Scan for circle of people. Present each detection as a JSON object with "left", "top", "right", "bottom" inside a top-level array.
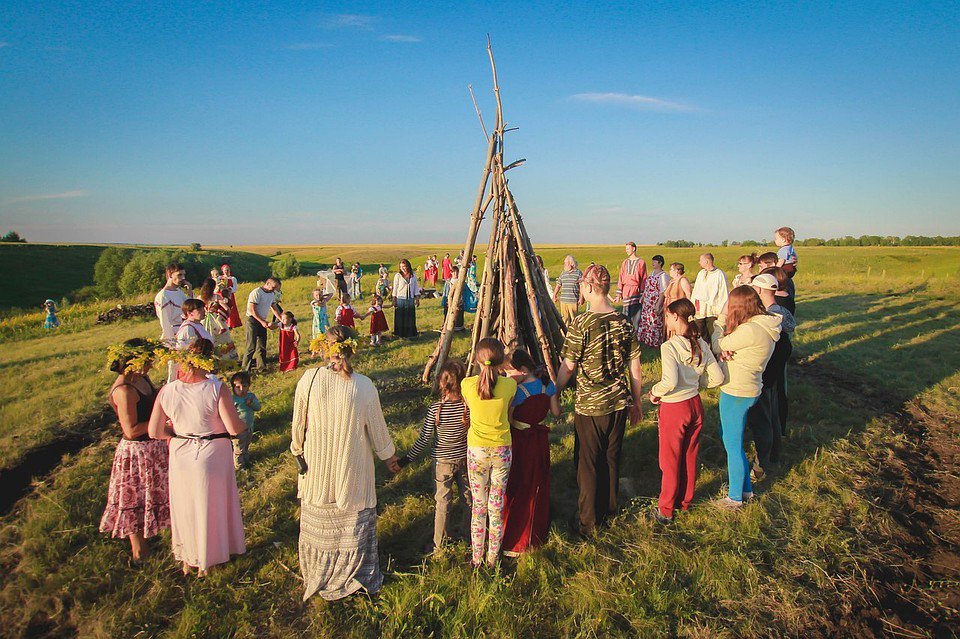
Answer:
[{"left": 100, "top": 228, "right": 799, "bottom": 600}]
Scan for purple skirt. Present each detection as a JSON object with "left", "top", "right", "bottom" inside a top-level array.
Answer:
[{"left": 99, "top": 439, "right": 171, "bottom": 539}]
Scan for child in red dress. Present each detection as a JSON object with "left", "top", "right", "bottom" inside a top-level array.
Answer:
[
  {"left": 335, "top": 294, "right": 357, "bottom": 329},
  {"left": 278, "top": 311, "right": 300, "bottom": 372},
  {"left": 363, "top": 294, "right": 389, "bottom": 346}
]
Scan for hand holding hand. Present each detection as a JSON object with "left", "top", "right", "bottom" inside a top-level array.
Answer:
[{"left": 385, "top": 455, "right": 401, "bottom": 474}]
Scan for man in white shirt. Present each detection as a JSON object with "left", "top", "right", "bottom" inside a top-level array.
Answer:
[
  {"left": 690, "top": 253, "right": 729, "bottom": 341},
  {"left": 242, "top": 277, "right": 282, "bottom": 372},
  {"left": 155, "top": 263, "right": 189, "bottom": 347}
]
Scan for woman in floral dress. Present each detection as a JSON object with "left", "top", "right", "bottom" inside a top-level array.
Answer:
[{"left": 637, "top": 254, "right": 669, "bottom": 348}]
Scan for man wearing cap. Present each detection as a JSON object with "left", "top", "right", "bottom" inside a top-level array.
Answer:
[
  {"left": 557, "top": 264, "right": 644, "bottom": 538},
  {"left": 690, "top": 253, "right": 729, "bottom": 341},
  {"left": 745, "top": 272, "right": 793, "bottom": 478}
]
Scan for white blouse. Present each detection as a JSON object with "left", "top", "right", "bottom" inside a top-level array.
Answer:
[{"left": 392, "top": 272, "right": 420, "bottom": 299}]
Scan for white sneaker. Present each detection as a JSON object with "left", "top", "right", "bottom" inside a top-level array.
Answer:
[{"left": 715, "top": 496, "right": 744, "bottom": 510}]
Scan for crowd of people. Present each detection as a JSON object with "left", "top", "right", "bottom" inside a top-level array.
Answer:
[{"left": 99, "top": 227, "right": 801, "bottom": 601}]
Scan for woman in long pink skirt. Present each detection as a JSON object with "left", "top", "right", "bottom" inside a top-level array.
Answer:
[{"left": 148, "top": 339, "right": 247, "bottom": 576}]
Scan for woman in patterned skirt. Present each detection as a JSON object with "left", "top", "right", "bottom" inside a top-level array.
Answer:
[
  {"left": 637, "top": 255, "right": 670, "bottom": 348},
  {"left": 100, "top": 339, "right": 171, "bottom": 562},
  {"left": 291, "top": 326, "right": 400, "bottom": 600}
]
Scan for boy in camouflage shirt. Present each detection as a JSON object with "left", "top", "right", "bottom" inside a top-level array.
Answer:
[{"left": 558, "top": 264, "right": 643, "bottom": 537}]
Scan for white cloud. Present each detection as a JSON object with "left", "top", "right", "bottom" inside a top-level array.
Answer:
[
  {"left": 569, "top": 92, "right": 699, "bottom": 112},
  {"left": 380, "top": 34, "right": 422, "bottom": 43},
  {"left": 285, "top": 42, "right": 333, "bottom": 50},
  {"left": 325, "top": 14, "right": 377, "bottom": 29},
  {"left": 2, "top": 189, "right": 89, "bottom": 205}
]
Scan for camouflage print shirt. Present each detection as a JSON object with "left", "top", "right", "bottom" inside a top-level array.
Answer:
[{"left": 560, "top": 311, "right": 642, "bottom": 416}]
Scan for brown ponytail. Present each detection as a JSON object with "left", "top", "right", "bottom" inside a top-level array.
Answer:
[
  {"left": 666, "top": 298, "right": 702, "bottom": 366},
  {"left": 436, "top": 359, "right": 468, "bottom": 430},
  {"left": 474, "top": 338, "right": 506, "bottom": 400}
]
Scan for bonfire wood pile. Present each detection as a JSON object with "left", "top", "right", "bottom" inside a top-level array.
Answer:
[
  {"left": 423, "top": 39, "right": 564, "bottom": 383},
  {"left": 96, "top": 303, "right": 155, "bottom": 324}
]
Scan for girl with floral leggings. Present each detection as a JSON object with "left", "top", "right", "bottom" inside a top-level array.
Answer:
[{"left": 461, "top": 338, "right": 517, "bottom": 568}]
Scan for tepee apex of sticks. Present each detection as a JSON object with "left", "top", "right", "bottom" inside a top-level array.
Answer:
[{"left": 423, "top": 37, "right": 565, "bottom": 384}]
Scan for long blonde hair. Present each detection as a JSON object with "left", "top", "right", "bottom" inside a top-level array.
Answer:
[{"left": 474, "top": 338, "right": 506, "bottom": 400}]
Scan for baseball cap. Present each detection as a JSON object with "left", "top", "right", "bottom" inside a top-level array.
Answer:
[{"left": 751, "top": 274, "right": 779, "bottom": 291}]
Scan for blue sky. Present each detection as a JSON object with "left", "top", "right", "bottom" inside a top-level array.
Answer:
[{"left": 1, "top": 1, "right": 958, "bottom": 245}]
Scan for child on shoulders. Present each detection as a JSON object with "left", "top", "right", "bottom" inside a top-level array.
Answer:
[{"left": 774, "top": 226, "right": 798, "bottom": 278}]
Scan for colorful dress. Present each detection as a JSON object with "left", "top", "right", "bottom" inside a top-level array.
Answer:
[
  {"left": 100, "top": 378, "right": 171, "bottom": 540},
  {"left": 279, "top": 325, "right": 300, "bottom": 372},
  {"left": 441, "top": 257, "right": 453, "bottom": 281},
  {"left": 424, "top": 259, "right": 438, "bottom": 287},
  {"left": 311, "top": 300, "right": 330, "bottom": 339},
  {"left": 335, "top": 304, "right": 356, "bottom": 329},
  {"left": 637, "top": 270, "right": 668, "bottom": 348},
  {"left": 502, "top": 379, "right": 555, "bottom": 555},
  {"left": 203, "top": 296, "right": 238, "bottom": 361},
  {"left": 223, "top": 276, "right": 243, "bottom": 329},
  {"left": 367, "top": 304, "right": 388, "bottom": 335},
  {"left": 43, "top": 302, "right": 60, "bottom": 329}
]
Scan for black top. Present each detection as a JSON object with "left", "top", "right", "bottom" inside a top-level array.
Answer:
[{"left": 110, "top": 378, "right": 157, "bottom": 441}]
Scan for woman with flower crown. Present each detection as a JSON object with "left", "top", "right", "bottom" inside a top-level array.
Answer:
[
  {"left": 291, "top": 326, "right": 401, "bottom": 601},
  {"left": 100, "top": 338, "right": 171, "bottom": 562},
  {"left": 148, "top": 339, "right": 247, "bottom": 577}
]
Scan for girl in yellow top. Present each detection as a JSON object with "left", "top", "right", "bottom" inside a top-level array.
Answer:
[{"left": 461, "top": 338, "right": 517, "bottom": 568}]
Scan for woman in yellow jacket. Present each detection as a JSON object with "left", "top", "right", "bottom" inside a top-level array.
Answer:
[{"left": 712, "top": 286, "right": 782, "bottom": 509}]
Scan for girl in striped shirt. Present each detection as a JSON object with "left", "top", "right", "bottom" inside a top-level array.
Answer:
[{"left": 398, "top": 360, "right": 471, "bottom": 551}]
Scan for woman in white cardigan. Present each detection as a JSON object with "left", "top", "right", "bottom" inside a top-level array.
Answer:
[
  {"left": 290, "top": 326, "right": 401, "bottom": 601},
  {"left": 392, "top": 258, "right": 420, "bottom": 338}
]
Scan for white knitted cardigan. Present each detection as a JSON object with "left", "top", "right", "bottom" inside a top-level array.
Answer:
[{"left": 290, "top": 366, "right": 396, "bottom": 511}]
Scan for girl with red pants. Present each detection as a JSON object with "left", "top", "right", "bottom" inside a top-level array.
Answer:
[{"left": 649, "top": 298, "right": 725, "bottom": 524}]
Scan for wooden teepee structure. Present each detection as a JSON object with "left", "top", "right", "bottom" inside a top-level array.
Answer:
[{"left": 423, "top": 38, "right": 566, "bottom": 383}]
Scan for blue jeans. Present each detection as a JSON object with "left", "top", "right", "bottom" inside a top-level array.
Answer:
[{"left": 719, "top": 392, "right": 758, "bottom": 501}]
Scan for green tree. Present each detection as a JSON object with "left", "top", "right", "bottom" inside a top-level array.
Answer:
[
  {"left": 271, "top": 254, "right": 301, "bottom": 279},
  {"left": 93, "top": 247, "right": 134, "bottom": 297}
]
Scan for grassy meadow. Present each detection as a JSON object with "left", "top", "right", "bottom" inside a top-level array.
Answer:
[{"left": 0, "top": 245, "right": 958, "bottom": 637}]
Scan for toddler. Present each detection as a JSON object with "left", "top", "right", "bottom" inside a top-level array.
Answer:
[
  {"left": 43, "top": 299, "right": 60, "bottom": 329},
  {"left": 231, "top": 371, "right": 262, "bottom": 469},
  {"left": 310, "top": 287, "right": 331, "bottom": 339},
  {"left": 278, "top": 310, "right": 300, "bottom": 372},
  {"left": 335, "top": 293, "right": 357, "bottom": 329},
  {"left": 364, "top": 294, "right": 389, "bottom": 346},
  {"left": 774, "top": 226, "right": 798, "bottom": 278}
]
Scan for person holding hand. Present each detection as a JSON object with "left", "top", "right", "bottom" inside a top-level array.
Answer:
[
  {"left": 242, "top": 277, "right": 282, "bottom": 372},
  {"left": 557, "top": 264, "right": 643, "bottom": 538}
]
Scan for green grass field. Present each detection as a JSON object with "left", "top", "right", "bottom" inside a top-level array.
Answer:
[{"left": 0, "top": 245, "right": 957, "bottom": 637}]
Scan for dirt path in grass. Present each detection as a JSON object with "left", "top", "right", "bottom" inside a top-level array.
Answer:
[
  {"left": 0, "top": 407, "right": 113, "bottom": 516},
  {"left": 798, "top": 359, "right": 960, "bottom": 638}
]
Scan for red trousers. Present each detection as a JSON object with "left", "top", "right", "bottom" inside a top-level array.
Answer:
[{"left": 657, "top": 396, "right": 704, "bottom": 519}]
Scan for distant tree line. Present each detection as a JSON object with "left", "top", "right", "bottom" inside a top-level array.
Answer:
[
  {"left": 1, "top": 230, "right": 27, "bottom": 243},
  {"left": 659, "top": 235, "right": 960, "bottom": 248},
  {"left": 75, "top": 247, "right": 275, "bottom": 301}
]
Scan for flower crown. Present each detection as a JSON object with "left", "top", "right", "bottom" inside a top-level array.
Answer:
[
  {"left": 310, "top": 334, "right": 359, "bottom": 358},
  {"left": 154, "top": 347, "right": 217, "bottom": 372},
  {"left": 106, "top": 339, "right": 165, "bottom": 374}
]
